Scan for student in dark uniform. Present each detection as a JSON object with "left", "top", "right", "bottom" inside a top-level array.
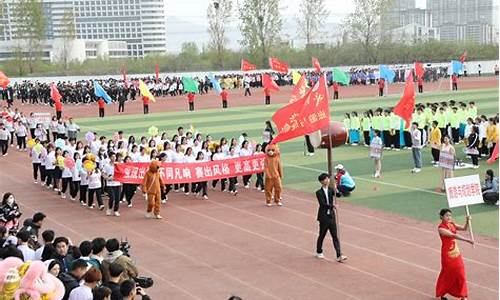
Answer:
[{"left": 314, "top": 173, "right": 347, "bottom": 262}]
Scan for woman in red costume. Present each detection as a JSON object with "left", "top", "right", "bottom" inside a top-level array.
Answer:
[{"left": 435, "top": 208, "right": 473, "bottom": 300}]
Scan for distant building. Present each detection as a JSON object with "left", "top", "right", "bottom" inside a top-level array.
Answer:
[
  {"left": 0, "top": 0, "right": 167, "bottom": 60},
  {"left": 427, "top": 0, "right": 496, "bottom": 44}
]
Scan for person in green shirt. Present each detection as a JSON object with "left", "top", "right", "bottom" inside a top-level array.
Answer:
[
  {"left": 468, "top": 101, "right": 477, "bottom": 120},
  {"left": 436, "top": 107, "right": 447, "bottom": 139},
  {"left": 361, "top": 111, "right": 372, "bottom": 146},
  {"left": 458, "top": 102, "right": 468, "bottom": 139},
  {"left": 350, "top": 112, "right": 361, "bottom": 145},
  {"left": 449, "top": 107, "right": 460, "bottom": 143},
  {"left": 343, "top": 113, "right": 351, "bottom": 144}
]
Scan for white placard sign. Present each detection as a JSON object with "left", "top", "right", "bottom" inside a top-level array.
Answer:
[
  {"left": 32, "top": 113, "right": 51, "bottom": 126},
  {"left": 444, "top": 174, "right": 484, "bottom": 208}
]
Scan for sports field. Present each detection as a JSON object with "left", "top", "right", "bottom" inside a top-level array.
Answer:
[{"left": 76, "top": 87, "right": 499, "bottom": 238}]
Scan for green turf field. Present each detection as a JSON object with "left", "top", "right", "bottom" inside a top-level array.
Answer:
[{"left": 76, "top": 88, "right": 499, "bottom": 238}]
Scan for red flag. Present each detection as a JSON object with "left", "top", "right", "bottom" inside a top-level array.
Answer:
[
  {"left": 155, "top": 64, "right": 159, "bottom": 81},
  {"left": 0, "top": 71, "right": 10, "bottom": 89},
  {"left": 241, "top": 59, "right": 256, "bottom": 71},
  {"left": 271, "top": 76, "right": 330, "bottom": 144},
  {"left": 290, "top": 74, "right": 308, "bottom": 103},
  {"left": 487, "top": 142, "right": 499, "bottom": 164},
  {"left": 269, "top": 57, "right": 289, "bottom": 73},
  {"left": 50, "top": 83, "right": 62, "bottom": 103},
  {"left": 312, "top": 57, "right": 321, "bottom": 72},
  {"left": 393, "top": 72, "right": 416, "bottom": 129},
  {"left": 414, "top": 61, "right": 424, "bottom": 78},
  {"left": 121, "top": 66, "right": 128, "bottom": 88},
  {"left": 459, "top": 51, "right": 467, "bottom": 63},
  {"left": 262, "top": 74, "right": 280, "bottom": 92}
]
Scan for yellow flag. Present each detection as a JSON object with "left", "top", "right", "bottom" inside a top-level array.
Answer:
[
  {"left": 292, "top": 71, "right": 302, "bottom": 85},
  {"left": 139, "top": 79, "right": 156, "bottom": 102}
]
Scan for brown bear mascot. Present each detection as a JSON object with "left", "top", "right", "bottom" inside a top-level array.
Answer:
[
  {"left": 141, "top": 160, "right": 165, "bottom": 219},
  {"left": 264, "top": 144, "right": 283, "bottom": 206}
]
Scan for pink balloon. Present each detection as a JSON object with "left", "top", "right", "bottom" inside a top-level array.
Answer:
[{"left": 64, "top": 157, "right": 75, "bottom": 169}]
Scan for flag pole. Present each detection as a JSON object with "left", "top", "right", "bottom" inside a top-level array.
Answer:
[
  {"left": 327, "top": 124, "right": 341, "bottom": 242},
  {"left": 465, "top": 205, "right": 475, "bottom": 248}
]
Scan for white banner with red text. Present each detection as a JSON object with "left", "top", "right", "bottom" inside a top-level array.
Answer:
[{"left": 114, "top": 153, "right": 265, "bottom": 184}]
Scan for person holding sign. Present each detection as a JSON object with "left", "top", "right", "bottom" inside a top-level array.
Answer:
[
  {"left": 435, "top": 208, "right": 472, "bottom": 300},
  {"left": 439, "top": 136, "right": 455, "bottom": 192},
  {"left": 370, "top": 130, "right": 383, "bottom": 178}
]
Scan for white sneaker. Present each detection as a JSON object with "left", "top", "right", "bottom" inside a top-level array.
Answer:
[
  {"left": 261, "top": 189, "right": 265, "bottom": 193},
  {"left": 473, "top": 165, "right": 479, "bottom": 169},
  {"left": 155, "top": 215, "right": 163, "bottom": 219},
  {"left": 315, "top": 253, "right": 325, "bottom": 259},
  {"left": 53, "top": 188, "right": 59, "bottom": 192},
  {"left": 336, "top": 255, "right": 348, "bottom": 262},
  {"left": 244, "top": 185, "right": 249, "bottom": 189},
  {"left": 496, "top": 201, "right": 499, "bottom": 206},
  {"left": 185, "top": 192, "right": 190, "bottom": 195},
  {"left": 161, "top": 200, "right": 166, "bottom": 204},
  {"left": 61, "top": 194, "right": 66, "bottom": 199},
  {"left": 277, "top": 202, "right": 283, "bottom": 206},
  {"left": 146, "top": 212, "right": 152, "bottom": 218},
  {"left": 203, "top": 195, "right": 208, "bottom": 200},
  {"left": 414, "top": 168, "right": 421, "bottom": 173},
  {"left": 114, "top": 211, "right": 120, "bottom": 217},
  {"left": 106, "top": 209, "right": 112, "bottom": 216},
  {"left": 165, "top": 195, "right": 168, "bottom": 201},
  {"left": 127, "top": 204, "right": 133, "bottom": 208},
  {"left": 34, "top": 180, "right": 38, "bottom": 184},
  {"left": 266, "top": 203, "right": 272, "bottom": 207}
]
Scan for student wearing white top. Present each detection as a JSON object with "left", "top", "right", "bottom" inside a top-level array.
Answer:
[
  {"left": 239, "top": 140, "right": 253, "bottom": 188},
  {"left": 15, "top": 121, "right": 28, "bottom": 151},
  {"left": 67, "top": 118, "right": 80, "bottom": 140},
  {"left": 129, "top": 145, "right": 140, "bottom": 162},
  {"left": 211, "top": 145, "right": 227, "bottom": 191},
  {"left": 254, "top": 144, "right": 265, "bottom": 191},
  {"left": 87, "top": 167, "right": 104, "bottom": 209},
  {"left": 370, "top": 130, "right": 383, "bottom": 178},
  {"left": 44, "top": 145, "right": 56, "bottom": 189},
  {"left": 172, "top": 144, "right": 184, "bottom": 192},
  {"left": 227, "top": 146, "right": 239, "bottom": 195},
  {"left": 194, "top": 152, "right": 209, "bottom": 199},
  {"left": 28, "top": 113, "right": 37, "bottom": 138},
  {"left": 60, "top": 151, "right": 73, "bottom": 199},
  {"left": 0, "top": 123, "right": 8, "bottom": 156},
  {"left": 17, "top": 231, "right": 36, "bottom": 262},
  {"left": 183, "top": 147, "right": 196, "bottom": 195},
  {"left": 68, "top": 267, "right": 102, "bottom": 300},
  {"left": 56, "top": 120, "right": 66, "bottom": 139},
  {"left": 138, "top": 147, "right": 150, "bottom": 163},
  {"left": 30, "top": 140, "right": 42, "bottom": 183},
  {"left": 103, "top": 152, "right": 121, "bottom": 217},
  {"left": 79, "top": 158, "right": 89, "bottom": 206},
  {"left": 158, "top": 153, "right": 171, "bottom": 203},
  {"left": 39, "top": 146, "right": 47, "bottom": 186},
  {"left": 120, "top": 156, "right": 138, "bottom": 207},
  {"left": 49, "top": 117, "right": 58, "bottom": 142},
  {"left": 70, "top": 153, "right": 81, "bottom": 201}
]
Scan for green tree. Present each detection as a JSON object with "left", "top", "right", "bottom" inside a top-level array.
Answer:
[
  {"left": 12, "top": 0, "right": 46, "bottom": 73},
  {"left": 238, "top": 0, "right": 282, "bottom": 66},
  {"left": 344, "top": 0, "right": 391, "bottom": 63},
  {"left": 296, "top": 0, "right": 329, "bottom": 47},
  {"left": 207, "top": 0, "right": 233, "bottom": 69},
  {"left": 59, "top": 8, "right": 76, "bottom": 70}
]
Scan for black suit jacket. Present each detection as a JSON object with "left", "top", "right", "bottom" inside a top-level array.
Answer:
[{"left": 316, "top": 187, "right": 336, "bottom": 223}]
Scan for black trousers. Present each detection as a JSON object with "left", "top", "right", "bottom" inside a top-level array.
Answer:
[
  {"left": 403, "top": 131, "right": 412, "bottom": 147},
  {"left": 161, "top": 184, "right": 171, "bottom": 200},
  {"left": 143, "top": 104, "right": 149, "bottom": 114},
  {"left": 195, "top": 181, "right": 207, "bottom": 196},
  {"left": 316, "top": 217, "right": 342, "bottom": 258},
  {"left": 483, "top": 192, "right": 499, "bottom": 205},
  {"left": 470, "top": 154, "right": 479, "bottom": 166},
  {"left": 242, "top": 175, "right": 251, "bottom": 187},
  {"left": 32, "top": 163, "right": 41, "bottom": 180},
  {"left": 222, "top": 100, "right": 227, "bottom": 108},
  {"left": 379, "top": 88, "right": 384, "bottom": 97},
  {"left": 189, "top": 102, "right": 194, "bottom": 111},
  {"left": 0, "top": 140, "right": 8, "bottom": 154},
  {"left": 56, "top": 111, "right": 62, "bottom": 120},
  {"left": 121, "top": 183, "right": 137, "bottom": 204},
  {"left": 382, "top": 131, "right": 391, "bottom": 147},
  {"left": 99, "top": 108, "right": 105, "bottom": 118},
  {"left": 79, "top": 185, "right": 88, "bottom": 203},
  {"left": 418, "top": 85, "right": 423, "bottom": 93},
  {"left": 118, "top": 102, "right": 125, "bottom": 112},
  {"left": 333, "top": 91, "right": 338, "bottom": 99},
  {"left": 184, "top": 183, "right": 196, "bottom": 193},
  {"left": 211, "top": 179, "right": 227, "bottom": 191},
  {"left": 16, "top": 136, "right": 26, "bottom": 149},
  {"left": 431, "top": 148, "right": 440, "bottom": 162},
  {"left": 363, "top": 131, "right": 370, "bottom": 145},
  {"left": 228, "top": 177, "right": 237, "bottom": 192},
  {"left": 394, "top": 130, "right": 400, "bottom": 148},
  {"left": 244, "top": 88, "right": 251, "bottom": 96},
  {"left": 452, "top": 83, "right": 458, "bottom": 90},
  {"left": 45, "top": 169, "right": 54, "bottom": 187},
  {"left": 265, "top": 96, "right": 271, "bottom": 105},
  {"left": 30, "top": 128, "right": 36, "bottom": 138},
  {"left": 107, "top": 186, "right": 121, "bottom": 211},
  {"left": 61, "top": 177, "right": 72, "bottom": 193},
  {"left": 451, "top": 128, "right": 459, "bottom": 143},
  {"left": 255, "top": 173, "right": 264, "bottom": 190},
  {"left": 88, "top": 188, "right": 103, "bottom": 207},
  {"left": 70, "top": 181, "right": 80, "bottom": 198},
  {"left": 40, "top": 165, "right": 46, "bottom": 183},
  {"left": 305, "top": 135, "right": 315, "bottom": 153}
]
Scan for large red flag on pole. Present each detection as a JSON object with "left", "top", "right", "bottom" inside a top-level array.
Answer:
[
  {"left": 50, "top": 83, "right": 62, "bottom": 103},
  {"left": 269, "top": 57, "right": 289, "bottom": 73},
  {"left": 241, "top": 59, "right": 256, "bottom": 71},
  {"left": 414, "top": 62, "right": 424, "bottom": 78},
  {"left": 393, "top": 72, "right": 416, "bottom": 129},
  {"left": 262, "top": 73, "right": 280, "bottom": 91},
  {"left": 487, "top": 142, "right": 499, "bottom": 164},
  {"left": 121, "top": 66, "right": 128, "bottom": 88},
  {"left": 459, "top": 51, "right": 467, "bottom": 63},
  {"left": 0, "top": 71, "right": 10, "bottom": 89},
  {"left": 271, "top": 76, "right": 330, "bottom": 144},
  {"left": 155, "top": 64, "right": 159, "bottom": 81},
  {"left": 312, "top": 57, "right": 321, "bottom": 72},
  {"left": 289, "top": 74, "right": 308, "bottom": 104}
]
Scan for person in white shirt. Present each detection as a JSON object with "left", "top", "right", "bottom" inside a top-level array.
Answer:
[
  {"left": 15, "top": 121, "right": 28, "bottom": 151},
  {"left": 34, "top": 123, "right": 47, "bottom": 143},
  {"left": 239, "top": 140, "right": 253, "bottom": 188},
  {"left": 49, "top": 117, "right": 58, "bottom": 142},
  {"left": 227, "top": 146, "right": 239, "bottom": 195},
  {"left": 34, "top": 229, "right": 55, "bottom": 261},
  {"left": 172, "top": 144, "right": 184, "bottom": 192},
  {"left": 0, "top": 123, "right": 9, "bottom": 156},
  {"left": 45, "top": 145, "right": 57, "bottom": 189},
  {"left": 194, "top": 152, "right": 209, "bottom": 199},
  {"left": 138, "top": 147, "right": 150, "bottom": 163},
  {"left": 67, "top": 118, "right": 80, "bottom": 140},
  {"left": 60, "top": 151, "right": 74, "bottom": 199},
  {"left": 183, "top": 147, "right": 196, "bottom": 195},
  {"left": 17, "top": 230, "right": 36, "bottom": 262},
  {"left": 87, "top": 167, "right": 104, "bottom": 210},
  {"left": 103, "top": 152, "right": 121, "bottom": 217},
  {"left": 56, "top": 120, "right": 66, "bottom": 139},
  {"left": 211, "top": 145, "right": 227, "bottom": 191},
  {"left": 70, "top": 152, "right": 81, "bottom": 201},
  {"left": 68, "top": 267, "right": 102, "bottom": 300},
  {"left": 30, "top": 139, "right": 42, "bottom": 183}
]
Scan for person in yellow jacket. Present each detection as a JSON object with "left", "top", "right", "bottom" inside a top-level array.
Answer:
[
  {"left": 430, "top": 120, "right": 442, "bottom": 165},
  {"left": 486, "top": 118, "right": 499, "bottom": 158}
]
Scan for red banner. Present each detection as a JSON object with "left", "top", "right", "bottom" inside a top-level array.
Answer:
[
  {"left": 414, "top": 61, "right": 424, "bottom": 78},
  {"left": 114, "top": 153, "right": 265, "bottom": 184},
  {"left": 241, "top": 59, "right": 256, "bottom": 71},
  {"left": 312, "top": 57, "right": 321, "bottom": 72},
  {"left": 271, "top": 75, "right": 330, "bottom": 144},
  {"left": 155, "top": 64, "right": 159, "bottom": 81},
  {"left": 289, "top": 74, "right": 308, "bottom": 104},
  {"left": 262, "top": 73, "right": 280, "bottom": 92},
  {"left": 50, "top": 83, "right": 62, "bottom": 103},
  {"left": 121, "top": 67, "right": 128, "bottom": 88},
  {"left": 459, "top": 51, "right": 467, "bottom": 63},
  {"left": 0, "top": 71, "right": 10, "bottom": 89},
  {"left": 268, "top": 57, "right": 289, "bottom": 73}
]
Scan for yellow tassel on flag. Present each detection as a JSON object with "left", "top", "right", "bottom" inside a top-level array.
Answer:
[{"left": 139, "top": 80, "right": 156, "bottom": 102}]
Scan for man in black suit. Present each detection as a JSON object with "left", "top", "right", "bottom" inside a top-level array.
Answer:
[{"left": 315, "top": 173, "right": 347, "bottom": 262}]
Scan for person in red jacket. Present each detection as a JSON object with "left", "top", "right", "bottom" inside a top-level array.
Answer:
[
  {"left": 220, "top": 87, "right": 228, "bottom": 109},
  {"left": 451, "top": 73, "right": 458, "bottom": 91},
  {"left": 264, "top": 87, "right": 271, "bottom": 105},
  {"left": 142, "top": 96, "right": 149, "bottom": 114},
  {"left": 417, "top": 76, "right": 424, "bottom": 93},
  {"left": 332, "top": 81, "right": 339, "bottom": 100},
  {"left": 97, "top": 98, "right": 105, "bottom": 118},
  {"left": 378, "top": 78, "right": 385, "bottom": 97},
  {"left": 187, "top": 92, "right": 195, "bottom": 111},
  {"left": 54, "top": 101, "right": 62, "bottom": 120}
]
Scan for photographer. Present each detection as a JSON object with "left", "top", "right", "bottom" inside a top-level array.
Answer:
[
  {"left": 101, "top": 238, "right": 138, "bottom": 283},
  {"left": 120, "top": 279, "right": 151, "bottom": 300},
  {"left": 20, "top": 212, "right": 46, "bottom": 249}
]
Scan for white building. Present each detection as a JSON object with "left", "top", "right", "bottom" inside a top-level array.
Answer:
[{"left": 0, "top": 0, "right": 167, "bottom": 59}]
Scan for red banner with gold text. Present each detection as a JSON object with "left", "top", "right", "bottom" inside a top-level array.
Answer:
[{"left": 114, "top": 153, "right": 265, "bottom": 184}]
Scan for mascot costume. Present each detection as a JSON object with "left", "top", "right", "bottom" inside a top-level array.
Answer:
[
  {"left": 264, "top": 144, "right": 283, "bottom": 206},
  {"left": 141, "top": 160, "right": 165, "bottom": 219},
  {"left": 0, "top": 257, "right": 65, "bottom": 300}
]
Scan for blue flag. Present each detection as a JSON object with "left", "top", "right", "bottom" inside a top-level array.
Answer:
[
  {"left": 379, "top": 65, "right": 396, "bottom": 83},
  {"left": 208, "top": 73, "right": 222, "bottom": 95},
  {"left": 93, "top": 81, "right": 112, "bottom": 104},
  {"left": 450, "top": 60, "right": 463, "bottom": 75}
]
